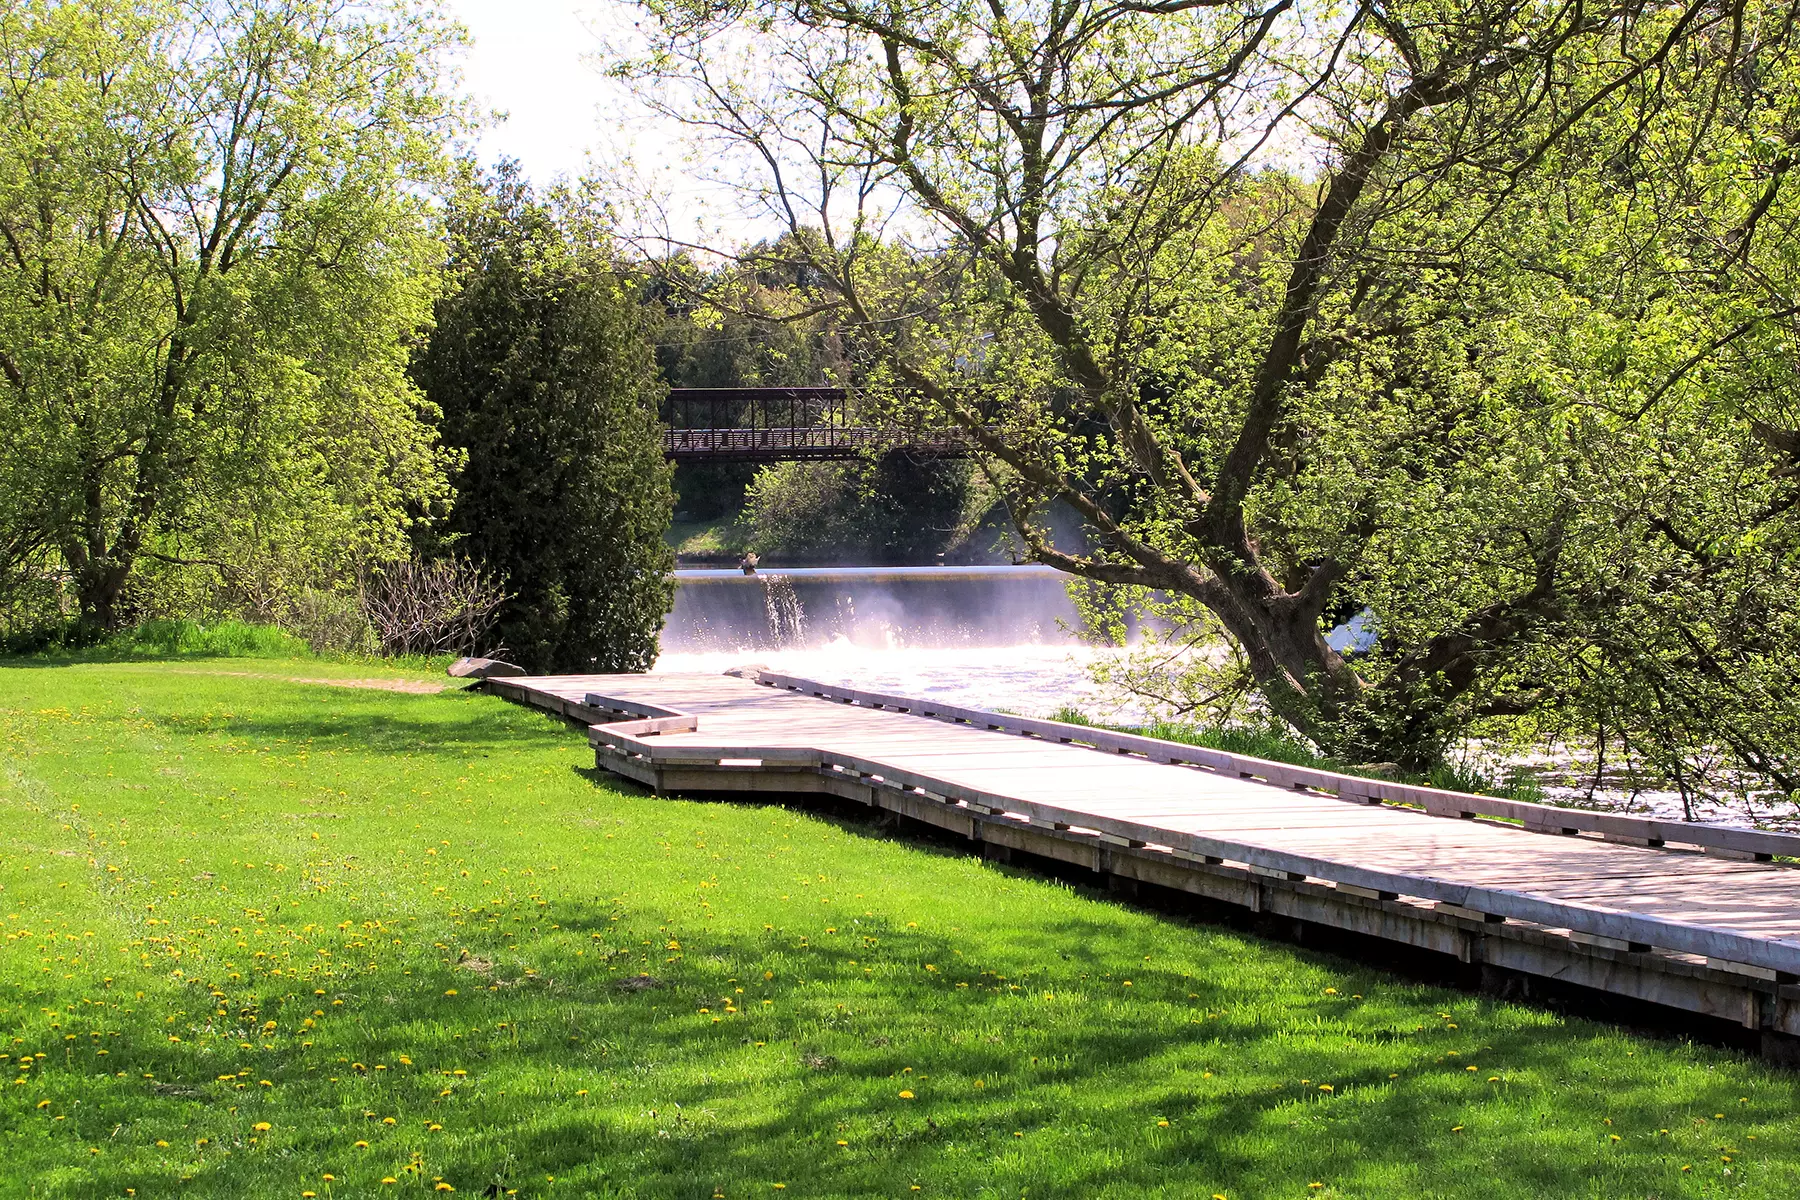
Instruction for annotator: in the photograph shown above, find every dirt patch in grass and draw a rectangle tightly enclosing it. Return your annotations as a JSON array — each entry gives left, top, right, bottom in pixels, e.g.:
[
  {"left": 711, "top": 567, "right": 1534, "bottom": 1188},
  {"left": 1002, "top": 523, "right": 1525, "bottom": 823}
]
[{"left": 154, "top": 667, "right": 446, "bottom": 693}]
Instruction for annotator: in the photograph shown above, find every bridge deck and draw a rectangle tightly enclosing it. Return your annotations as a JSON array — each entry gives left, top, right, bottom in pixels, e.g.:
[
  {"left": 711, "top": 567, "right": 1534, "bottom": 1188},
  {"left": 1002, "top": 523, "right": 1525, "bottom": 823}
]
[{"left": 488, "top": 670, "right": 1800, "bottom": 1043}]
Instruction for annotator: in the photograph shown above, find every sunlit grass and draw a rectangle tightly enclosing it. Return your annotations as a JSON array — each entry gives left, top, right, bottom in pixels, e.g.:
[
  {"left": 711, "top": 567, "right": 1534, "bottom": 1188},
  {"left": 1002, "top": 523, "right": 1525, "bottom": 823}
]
[{"left": 2, "top": 657, "right": 1797, "bottom": 1197}]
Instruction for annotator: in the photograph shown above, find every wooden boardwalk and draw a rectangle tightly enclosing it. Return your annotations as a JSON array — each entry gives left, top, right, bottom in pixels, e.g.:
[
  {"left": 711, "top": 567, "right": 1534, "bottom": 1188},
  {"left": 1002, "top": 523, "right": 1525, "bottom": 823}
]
[{"left": 487, "top": 668, "right": 1800, "bottom": 1046}]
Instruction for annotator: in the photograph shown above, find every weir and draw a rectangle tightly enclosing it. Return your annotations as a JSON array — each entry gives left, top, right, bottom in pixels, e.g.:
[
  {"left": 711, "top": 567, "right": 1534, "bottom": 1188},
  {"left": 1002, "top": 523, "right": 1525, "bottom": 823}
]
[{"left": 664, "top": 565, "right": 1083, "bottom": 652}]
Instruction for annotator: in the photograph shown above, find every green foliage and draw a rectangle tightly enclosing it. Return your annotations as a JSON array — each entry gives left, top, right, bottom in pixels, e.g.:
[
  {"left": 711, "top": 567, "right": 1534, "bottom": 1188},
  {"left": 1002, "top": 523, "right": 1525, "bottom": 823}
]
[
  {"left": 742, "top": 454, "right": 979, "bottom": 563},
  {"left": 0, "top": 0, "right": 465, "bottom": 632},
  {"left": 6, "top": 661, "right": 1800, "bottom": 1196},
  {"left": 412, "top": 165, "right": 675, "bottom": 673},
  {"left": 113, "top": 619, "right": 310, "bottom": 659},
  {"left": 5, "top": 618, "right": 326, "bottom": 661}
]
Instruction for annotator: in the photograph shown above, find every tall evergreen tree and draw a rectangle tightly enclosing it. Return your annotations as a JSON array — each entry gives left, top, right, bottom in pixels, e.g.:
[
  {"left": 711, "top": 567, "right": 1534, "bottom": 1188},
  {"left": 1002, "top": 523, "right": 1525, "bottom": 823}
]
[{"left": 413, "top": 166, "right": 674, "bottom": 673}]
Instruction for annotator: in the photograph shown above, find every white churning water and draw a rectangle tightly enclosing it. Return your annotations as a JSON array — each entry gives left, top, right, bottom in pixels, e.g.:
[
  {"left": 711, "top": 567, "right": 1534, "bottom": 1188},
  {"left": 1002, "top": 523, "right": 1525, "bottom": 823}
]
[
  {"left": 654, "top": 565, "right": 1799, "bottom": 829},
  {"left": 656, "top": 565, "right": 1140, "bottom": 718}
]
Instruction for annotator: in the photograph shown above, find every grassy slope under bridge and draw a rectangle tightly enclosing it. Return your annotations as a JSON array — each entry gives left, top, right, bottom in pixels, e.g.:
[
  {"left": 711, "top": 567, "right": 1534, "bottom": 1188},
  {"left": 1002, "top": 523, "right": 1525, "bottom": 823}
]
[{"left": 3, "top": 656, "right": 1799, "bottom": 1198}]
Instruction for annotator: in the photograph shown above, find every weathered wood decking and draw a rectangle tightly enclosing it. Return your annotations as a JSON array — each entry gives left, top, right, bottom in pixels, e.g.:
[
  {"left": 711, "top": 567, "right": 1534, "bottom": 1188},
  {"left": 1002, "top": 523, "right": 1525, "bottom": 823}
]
[{"left": 487, "top": 669, "right": 1800, "bottom": 1046}]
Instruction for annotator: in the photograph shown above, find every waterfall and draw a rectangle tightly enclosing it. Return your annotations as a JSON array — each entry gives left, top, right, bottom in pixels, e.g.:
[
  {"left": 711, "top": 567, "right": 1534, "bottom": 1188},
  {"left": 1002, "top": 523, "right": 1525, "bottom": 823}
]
[
  {"left": 663, "top": 565, "right": 1085, "bottom": 652},
  {"left": 761, "top": 574, "right": 807, "bottom": 646}
]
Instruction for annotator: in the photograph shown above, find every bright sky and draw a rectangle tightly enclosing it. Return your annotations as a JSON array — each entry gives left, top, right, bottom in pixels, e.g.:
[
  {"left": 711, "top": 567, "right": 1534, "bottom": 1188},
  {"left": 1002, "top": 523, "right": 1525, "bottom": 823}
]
[
  {"left": 441, "top": 0, "right": 618, "bottom": 185},
  {"left": 441, "top": 0, "right": 773, "bottom": 246}
]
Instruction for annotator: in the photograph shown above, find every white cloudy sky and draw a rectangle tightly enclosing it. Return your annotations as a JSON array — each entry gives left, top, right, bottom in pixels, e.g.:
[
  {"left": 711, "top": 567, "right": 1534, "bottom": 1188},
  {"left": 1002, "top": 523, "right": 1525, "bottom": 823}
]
[
  {"left": 440, "top": 0, "right": 620, "bottom": 184},
  {"left": 440, "top": 0, "right": 775, "bottom": 245}
]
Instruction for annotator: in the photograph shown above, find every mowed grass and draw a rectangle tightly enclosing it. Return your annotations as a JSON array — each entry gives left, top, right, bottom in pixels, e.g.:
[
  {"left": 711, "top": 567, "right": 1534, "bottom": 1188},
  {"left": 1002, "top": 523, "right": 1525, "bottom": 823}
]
[{"left": 3, "top": 660, "right": 1799, "bottom": 1198}]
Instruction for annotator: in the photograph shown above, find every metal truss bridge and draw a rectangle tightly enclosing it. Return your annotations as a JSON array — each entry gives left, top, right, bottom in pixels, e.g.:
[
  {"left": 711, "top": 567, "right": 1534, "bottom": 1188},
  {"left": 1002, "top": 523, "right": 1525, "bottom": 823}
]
[{"left": 661, "top": 387, "right": 972, "bottom": 462}]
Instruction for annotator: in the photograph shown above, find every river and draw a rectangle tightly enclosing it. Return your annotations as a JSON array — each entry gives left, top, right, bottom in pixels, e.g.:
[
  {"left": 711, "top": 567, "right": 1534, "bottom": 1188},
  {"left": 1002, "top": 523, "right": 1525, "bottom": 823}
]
[{"left": 655, "top": 566, "right": 1797, "bottom": 830}]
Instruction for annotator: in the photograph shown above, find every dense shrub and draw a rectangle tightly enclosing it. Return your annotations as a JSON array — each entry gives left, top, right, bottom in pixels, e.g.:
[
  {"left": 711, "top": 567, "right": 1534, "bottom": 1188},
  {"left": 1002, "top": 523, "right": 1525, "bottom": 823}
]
[{"left": 411, "top": 167, "right": 675, "bottom": 673}]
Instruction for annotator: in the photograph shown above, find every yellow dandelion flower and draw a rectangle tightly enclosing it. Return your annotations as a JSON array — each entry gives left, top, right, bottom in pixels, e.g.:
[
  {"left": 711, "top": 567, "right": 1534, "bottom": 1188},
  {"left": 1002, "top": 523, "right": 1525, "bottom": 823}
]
[
  {"left": 383, "top": 1117, "right": 397, "bottom": 1125},
  {"left": 898, "top": 1090, "right": 915, "bottom": 1099},
  {"left": 155, "top": 1140, "right": 168, "bottom": 1148},
  {"left": 34, "top": 1100, "right": 48, "bottom": 1110},
  {"left": 1450, "top": 1125, "right": 1464, "bottom": 1133},
  {"left": 435, "top": 1183, "right": 455, "bottom": 1192},
  {"left": 252, "top": 1122, "right": 271, "bottom": 1132},
  {"left": 1323, "top": 988, "right": 1337, "bottom": 995},
  {"left": 444, "top": 989, "right": 458, "bottom": 996},
  {"left": 354, "top": 1140, "right": 369, "bottom": 1148},
  {"left": 382, "top": 1179, "right": 398, "bottom": 1186},
  {"left": 1318, "top": 1084, "right": 1334, "bottom": 1093}
]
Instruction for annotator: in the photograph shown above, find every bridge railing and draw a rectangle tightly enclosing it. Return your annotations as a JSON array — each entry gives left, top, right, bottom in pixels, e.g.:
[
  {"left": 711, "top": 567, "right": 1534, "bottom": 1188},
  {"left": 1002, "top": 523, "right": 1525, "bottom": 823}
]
[{"left": 660, "top": 386, "right": 973, "bottom": 461}]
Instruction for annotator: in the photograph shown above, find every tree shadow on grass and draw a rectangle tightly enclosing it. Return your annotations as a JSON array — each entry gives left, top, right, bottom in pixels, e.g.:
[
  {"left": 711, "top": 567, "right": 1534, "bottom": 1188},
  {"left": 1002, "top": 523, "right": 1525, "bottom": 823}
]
[
  {"left": 117, "top": 683, "right": 588, "bottom": 763},
  {"left": 406, "top": 900, "right": 1795, "bottom": 1199}
]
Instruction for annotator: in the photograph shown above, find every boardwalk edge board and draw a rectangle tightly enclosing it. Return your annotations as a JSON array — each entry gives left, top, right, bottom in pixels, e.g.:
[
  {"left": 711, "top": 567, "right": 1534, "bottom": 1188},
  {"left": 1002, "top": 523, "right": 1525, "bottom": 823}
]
[{"left": 482, "top": 671, "right": 1800, "bottom": 1039}]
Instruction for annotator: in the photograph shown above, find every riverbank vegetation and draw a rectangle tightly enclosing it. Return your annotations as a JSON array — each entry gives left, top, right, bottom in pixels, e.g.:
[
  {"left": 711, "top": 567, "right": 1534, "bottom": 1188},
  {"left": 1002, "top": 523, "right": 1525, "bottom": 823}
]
[
  {"left": 613, "top": 0, "right": 1800, "bottom": 805},
  {"left": 7, "top": 657, "right": 1800, "bottom": 1197},
  {"left": 9, "top": 0, "right": 1800, "bottom": 805}
]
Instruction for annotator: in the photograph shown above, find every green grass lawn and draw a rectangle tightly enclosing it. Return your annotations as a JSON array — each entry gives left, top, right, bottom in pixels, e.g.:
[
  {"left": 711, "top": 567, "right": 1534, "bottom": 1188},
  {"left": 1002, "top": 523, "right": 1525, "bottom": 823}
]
[
  {"left": 3, "top": 656, "right": 1799, "bottom": 1198},
  {"left": 667, "top": 519, "right": 749, "bottom": 563}
]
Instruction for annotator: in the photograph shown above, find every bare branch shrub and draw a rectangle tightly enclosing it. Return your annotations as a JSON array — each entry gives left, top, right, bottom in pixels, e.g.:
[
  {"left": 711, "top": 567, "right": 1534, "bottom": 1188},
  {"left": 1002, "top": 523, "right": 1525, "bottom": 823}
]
[
  {"left": 283, "top": 588, "right": 377, "bottom": 655},
  {"left": 358, "top": 556, "right": 508, "bottom": 658}
]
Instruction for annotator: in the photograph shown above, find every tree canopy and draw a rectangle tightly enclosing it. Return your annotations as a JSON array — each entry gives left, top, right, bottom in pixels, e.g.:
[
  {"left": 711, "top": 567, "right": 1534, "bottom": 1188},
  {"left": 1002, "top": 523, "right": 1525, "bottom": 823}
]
[
  {"left": 0, "top": 0, "right": 463, "bottom": 631},
  {"left": 615, "top": 0, "right": 1800, "bottom": 792}
]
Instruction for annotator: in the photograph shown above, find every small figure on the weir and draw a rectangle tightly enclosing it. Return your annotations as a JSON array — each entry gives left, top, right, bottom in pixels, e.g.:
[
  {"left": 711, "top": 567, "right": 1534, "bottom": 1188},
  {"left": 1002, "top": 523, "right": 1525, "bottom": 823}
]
[{"left": 739, "top": 552, "right": 760, "bottom": 575}]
